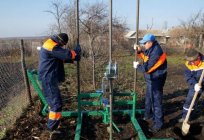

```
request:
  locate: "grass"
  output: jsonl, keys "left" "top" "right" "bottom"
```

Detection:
{"left": 0, "top": 90, "right": 29, "bottom": 139}
{"left": 0, "top": 128, "right": 6, "bottom": 139}
{"left": 167, "top": 55, "right": 185, "bottom": 65}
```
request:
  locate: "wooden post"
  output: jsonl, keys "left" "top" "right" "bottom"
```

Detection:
{"left": 20, "top": 39, "right": 33, "bottom": 105}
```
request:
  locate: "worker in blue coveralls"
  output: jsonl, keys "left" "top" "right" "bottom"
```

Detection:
{"left": 133, "top": 33, "right": 167, "bottom": 133}
{"left": 38, "top": 33, "right": 81, "bottom": 137}
{"left": 179, "top": 47, "right": 204, "bottom": 122}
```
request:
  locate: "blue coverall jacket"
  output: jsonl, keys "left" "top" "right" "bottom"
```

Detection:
{"left": 182, "top": 53, "right": 204, "bottom": 119}
{"left": 38, "top": 37, "right": 75, "bottom": 131}
{"left": 137, "top": 41, "right": 167, "bottom": 129}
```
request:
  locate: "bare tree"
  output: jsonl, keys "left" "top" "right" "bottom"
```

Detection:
{"left": 146, "top": 18, "right": 154, "bottom": 30}
{"left": 44, "top": 0, "right": 128, "bottom": 91}
{"left": 63, "top": 1, "right": 77, "bottom": 48}
{"left": 45, "top": 0, "right": 67, "bottom": 33}
{"left": 163, "top": 21, "right": 168, "bottom": 30}
{"left": 79, "top": 1, "right": 128, "bottom": 90}
{"left": 80, "top": 2, "right": 109, "bottom": 90}
{"left": 180, "top": 10, "right": 204, "bottom": 47}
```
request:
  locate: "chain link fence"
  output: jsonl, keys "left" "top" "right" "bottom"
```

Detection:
{"left": 0, "top": 39, "right": 40, "bottom": 138}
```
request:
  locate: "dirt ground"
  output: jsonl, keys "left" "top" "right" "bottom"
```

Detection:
{"left": 3, "top": 63, "right": 204, "bottom": 140}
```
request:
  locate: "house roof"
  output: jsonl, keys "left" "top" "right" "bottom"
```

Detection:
{"left": 124, "top": 31, "right": 137, "bottom": 39}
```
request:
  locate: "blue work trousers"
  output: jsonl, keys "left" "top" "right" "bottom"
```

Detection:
{"left": 144, "top": 73, "right": 166, "bottom": 129}
{"left": 41, "top": 78, "right": 62, "bottom": 131}
{"left": 182, "top": 86, "right": 202, "bottom": 119}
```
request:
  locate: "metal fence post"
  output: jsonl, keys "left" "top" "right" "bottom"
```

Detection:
{"left": 20, "top": 39, "right": 33, "bottom": 105}
{"left": 134, "top": 0, "right": 140, "bottom": 92}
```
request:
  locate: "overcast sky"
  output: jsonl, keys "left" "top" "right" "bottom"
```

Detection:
{"left": 0, "top": 0, "right": 204, "bottom": 38}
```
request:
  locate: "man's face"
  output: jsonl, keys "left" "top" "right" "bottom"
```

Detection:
{"left": 144, "top": 41, "right": 153, "bottom": 50}
{"left": 186, "top": 43, "right": 194, "bottom": 49}
{"left": 190, "top": 55, "right": 201, "bottom": 66}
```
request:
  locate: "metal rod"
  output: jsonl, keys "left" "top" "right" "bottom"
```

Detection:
{"left": 76, "top": 0, "right": 81, "bottom": 117}
{"left": 109, "top": 79, "right": 113, "bottom": 140}
{"left": 109, "top": 0, "right": 112, "bottom": 62}
{"left": 134, "top": 0, "right": 140, "bottom": 92}
{"left": 76, "top": 0, "right": 79, "bottom": 42}
{"left": 109, "top": 0, "right": 113, "bottom": 140}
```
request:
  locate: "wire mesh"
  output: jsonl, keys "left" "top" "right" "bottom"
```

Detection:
{"left": 0, "top": 39, "right": 40, "bottom": 138}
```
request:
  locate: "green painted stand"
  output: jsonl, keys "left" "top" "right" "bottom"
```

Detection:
{"left": 27, "top": 70, "right": 173, "bottom": 140}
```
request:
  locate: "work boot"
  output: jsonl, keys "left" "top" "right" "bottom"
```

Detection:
{"left": 142, "top": 117, "right": 153, "bottom": 124}
{"left": 143, "top": 114, "right": 153, "bottom": 121}
{"left": 142, "top": 117, "right": 152, "bottom": 121}
{"left": 148, "top": 126, "right": 161, "bottom": 133}
{"left": 178, "top": 118, "right": 184, "bottom": 123}
{"left": 49, "top": 130, "right": 65, "bottom": 140}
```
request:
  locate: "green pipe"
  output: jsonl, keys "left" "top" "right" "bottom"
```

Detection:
{"left": 43, "top": 108, "right": 144, "bottom": 117}
{"left": 80, "top": 101, "right": 101, "bottom": 106}
{"left": 61, "top": 111, "right": 78, "bottom": 117}
{"left": 131, "top": 117, "right": 147, "bottom": 140}
{"left": 114, "top": 100, "right": 134, "bottom": 105}
{"left": 74, "top": 113, "right": 83, "bottom": 140}
{"left": 132, "top": 93, "right": 136, "bottom": 118}
{"left": 114, "top": 92, "right": 135, "bottom": 96}
{"left": 149, "top": 138, "right": 174, "bottom": 140}
{"left": 27, "top": 70, "right": 48, "bottom": 106}
{"left": 80, "top": 93, "right": 102, "bottom": 98}
{"left": 42, "top": 105, "right": 48, "bottom": 116}
{"left": 112, "top": 121, "right": 120, "bottom": 133}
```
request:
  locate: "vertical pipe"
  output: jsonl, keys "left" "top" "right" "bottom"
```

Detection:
{"left": 134, "top": 0, "right": 140, "bottom": 92}
{"left": 109, "top": 0, "right": 113, "bottom": 140}
{"left": 109, "top": 0, "right": 112, "bottom": 62}
{"left": 76, "top": 0, "right": 81, "bottom": 117}
{"left": 20, "top": 39, "right": 33, "bottom": 105}
{"left": 76, "top": 0, "right": 79, "bottom": 42}
{"left": 109, "top": 79, "right": 113, "bottom": 140}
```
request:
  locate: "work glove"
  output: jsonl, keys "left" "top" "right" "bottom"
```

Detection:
{"left": 37, "top": 46, "right": 41, "bottom": 51}
{"left": 133, "top": 61, "right": 139, "bottom": 69}
{"left": 74, "top": 44, "right": 81, "bottom": 61}
{"left": 133, "top": 43, "right": 139, "bottom": 50}
{"left": 194, "top": 83, "right": 201, "bottom": 92}
{"left": 133, "top": 43, "right": 143, "bottom": 53}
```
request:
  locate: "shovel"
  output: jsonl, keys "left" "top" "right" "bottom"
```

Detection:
{"left": 182, "top": 68, "right": 204, "bottom": 135}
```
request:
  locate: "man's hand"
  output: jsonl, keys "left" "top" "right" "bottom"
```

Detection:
{"left": 194, "top": 83, "right": 201, "bottom": 92}
{"left": 133, "top": 61, "right": 139, "bottom": 69}
{"left": 74, "top": 44, "right": 81, "bottom": 61}
{"left": 133, "top": 43, "right": 143, "bottom": 52}
{"left": 74, "top": 44, "right": 81, "bottom": 54}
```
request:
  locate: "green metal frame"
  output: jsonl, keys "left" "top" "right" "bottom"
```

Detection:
{"left": 27, "top": 70, "right": 173, "bottom": 140}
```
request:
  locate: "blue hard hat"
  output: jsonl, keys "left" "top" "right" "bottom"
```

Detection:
{"left": 139, "top": 33, "right": 155, "bottom": 44}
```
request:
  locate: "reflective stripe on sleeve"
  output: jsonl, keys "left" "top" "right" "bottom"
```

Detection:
{"left": 49, "top": 111, "right": 62, "bottom": 120}
{"left": 139, "top": 53, "right": 149, "bottom": 62}
{"left": 147, "top": 53, "right": 166, "bottom": 74}
{"left": 71, "top": 50, "right": 77, "bottom": 59}
{"left": 183, "top": 107, "right": 194, "bottom": 111}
